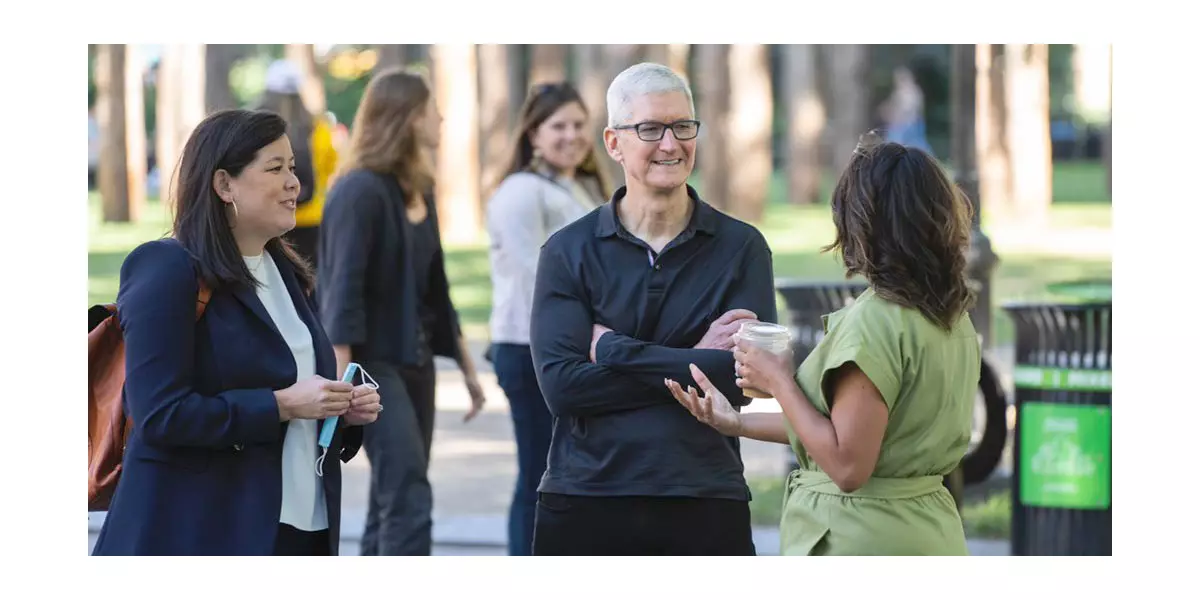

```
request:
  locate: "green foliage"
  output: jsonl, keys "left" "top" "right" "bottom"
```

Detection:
{"left": 747, "top": 476, "right": 786, "bottom": 526}
{"left": 1052, "top": 160, "right": 1111, "bottom": 203}
{"left": 229, "top": 54, "right": 270, "bottom": 108}
{"left": 962, "top": 492, "right": 1012, "bottom": 539}
{"left": 324, "top": 70, "right": 372, "bottom": 126}
{"left": 88, "top": 47, "right": 97, "bottom": 108}
{"left": 225, "top": 46, "right": 300, "bottom": 109}
{"left": 143, "top": 78, "right": 156, "bottom": 140}
{"left": 1049, "top": 44, "right": 1076, "bottom": 119}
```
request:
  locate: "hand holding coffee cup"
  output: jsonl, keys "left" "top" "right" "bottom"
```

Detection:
{"left": 733, "top": 322, "right": 794, "bottom": 399}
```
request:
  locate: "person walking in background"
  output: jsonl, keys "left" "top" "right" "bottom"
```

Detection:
{"left": 257, "top": 59, "right": 338, "bottom": 268}
{"left": 317, "top": 67, "right": 487, "bottom": 556}
{"left": 669, "top": 134, "right": 978, "bottom": 555}
{"left": 879, "top": 66, "right": 933, "bottom": 154}
{"left": 92, "top": 109, "right": 380, "bottom": 556}
{"left": 484, "top": 81, "right": 610, "bottom": 556}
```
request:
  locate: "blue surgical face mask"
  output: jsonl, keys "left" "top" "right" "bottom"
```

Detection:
{"left": 314, "top": 363, "right": 379, "bottom": 477}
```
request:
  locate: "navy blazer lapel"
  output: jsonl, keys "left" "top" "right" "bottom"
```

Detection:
{"left": 230, "top": 282, "right": 283, "bottom": 341}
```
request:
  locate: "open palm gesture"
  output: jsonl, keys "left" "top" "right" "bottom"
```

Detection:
{"left": 665, "top": 364, "right": 742, "bottom": 437}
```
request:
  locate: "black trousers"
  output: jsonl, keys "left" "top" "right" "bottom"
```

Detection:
{"left": 358, "top": 360, "right": 437, "bottom": 556}
{"left": 532, "top": 493, "right": 757, "bottom": 556}
{"left": 273, "top": 523, "right": 330, "bottom": 556}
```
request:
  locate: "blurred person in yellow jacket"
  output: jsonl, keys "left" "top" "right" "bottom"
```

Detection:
{"left": 258, "top": 59, "right": 339, "bottom": 269}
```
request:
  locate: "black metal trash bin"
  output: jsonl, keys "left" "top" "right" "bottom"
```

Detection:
{"left": 1002, "top": 299, "right": 1112, "bottom": 556}
{"left": 775, "top": 280, "right": 868, "bottom": 364}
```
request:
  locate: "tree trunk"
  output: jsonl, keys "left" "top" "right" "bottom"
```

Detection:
{"left": 637, "top": 44, "right": 690, "bottom": 77}
{"left": 667, "top": 44, "right": 690, "bottom": 79}
{"left": 431, "top": 44, "right": 482, "bottom": 245}
{"left": 374, "top": 45, "right": 410, "bottom": 74}
{"left": 641, "top": 44, "right": 669, "bottom": 66}
{"left": 204, "top": 44, "right": 239, "bottom": 112}
{"left": 575, "top": 44, "right": 642, "bottom": 189}
{"left": 529, "top": 45, "right": 568, "bottom": 85}
{"left": 823, "top": 44, "right": 870, "bottom": 173}
{"left": 643, "top": 43, "right": 691, "bottom": 81}
{"left": 781, "top": 44, "right": 823, "bottom": 205}
{"left": 575, "top": 44, "right": 608, "bottom": 129}
{"left": 124, "top": 45, "right": 147, "bottom": 220}
{"left": 157, "top": 45, "right": 207, "bottom": 206}
{"left": 725, "top": 44, "right": 773, "bottom": 222}
{"left": 478, "top": 44, "right": 514, "bottom": 200}
{"left": 507, "top": 45, "right": 528, "bottom": 123}
{"left": 976, "top": 44, "right": 1014, "bottom": 219}
{"left": 96, "top": 45, "right": 147, "bottom": 223}
{"left": 1072, "top": 44, "right": 1113, "bottom": 126}
{"left": 156, "top": 46, "right": 180, "bottom": 201}
{"left": 951, "top": 44, "right": 979, "bottom": 213}
{"left": 285, "top": 44, "right": 326, "bottom": 114}
{"left": 574, "top": 45, "right": 607, "bottom": 183}
{"left": 696, "top": 44, "right": 731, "bottom": 212}
{"left": 96, "top": 44, "right": 127, "bottom": 222}
{"left": 1005, "top": 44, "right": 1052, "bottom": 225}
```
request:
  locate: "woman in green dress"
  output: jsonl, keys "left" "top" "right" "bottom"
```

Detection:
{"left": 667, "top": 135, "right": 979, "bottom": 555}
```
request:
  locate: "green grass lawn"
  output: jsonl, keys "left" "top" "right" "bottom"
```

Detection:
{"left": 88, "top": 160, "right": 1111, "bottom": 348}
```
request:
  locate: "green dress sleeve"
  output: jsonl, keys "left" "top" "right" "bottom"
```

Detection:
{"left": 818, "top": 338, "right": 902, "bottom": 412}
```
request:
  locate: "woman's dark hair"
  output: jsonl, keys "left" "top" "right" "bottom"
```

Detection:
{"left": 498, "top": 81, "right": 612, "bottom": 200}
{"left": 824, "top": 132, "right": 974, "bottom": 331}
{"left": 172, "top": 108, "right": 314, "bottom": 293}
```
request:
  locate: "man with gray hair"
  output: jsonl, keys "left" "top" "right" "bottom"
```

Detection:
{"left": 528, "top": 62, "right": 779, "bottom": 555}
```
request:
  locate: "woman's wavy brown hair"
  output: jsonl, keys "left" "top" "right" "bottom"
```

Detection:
{"left": 337, "top": 67, "right": 433, "bottom": 204}
{"left": 824, "top": 132, "right": 975, "bottom": 331}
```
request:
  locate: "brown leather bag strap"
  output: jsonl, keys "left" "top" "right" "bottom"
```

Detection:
{"left": 195, "top": 280, "right": 212, "bottom": 321}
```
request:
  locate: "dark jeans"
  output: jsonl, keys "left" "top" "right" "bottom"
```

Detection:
{"left": 532, "top": 493, "right": 756, "bottom": 556}
{"left": 273, "top": 523, "right": 330, "bottom": 556}
{"left": 492, "top": 343, "right": 553, "bottom": 556}
{"left": 358, "top": 359, "right": 437, "bottom": 556}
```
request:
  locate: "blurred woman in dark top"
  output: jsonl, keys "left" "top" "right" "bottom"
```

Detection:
{"left": 317, "top": 67, "right": 487, "bottom": 556}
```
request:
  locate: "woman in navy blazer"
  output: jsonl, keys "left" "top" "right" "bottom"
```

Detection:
{"left": 92, "top": 109, "right": 381, "bottom": 556}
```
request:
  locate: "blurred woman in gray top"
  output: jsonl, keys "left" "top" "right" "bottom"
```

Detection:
{"left": 484, "top": 81, "right": 610, "bottom": 555}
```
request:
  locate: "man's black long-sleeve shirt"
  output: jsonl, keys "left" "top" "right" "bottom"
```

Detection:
{"left": 530, "top": 185, "right": 779, "bottom": 501}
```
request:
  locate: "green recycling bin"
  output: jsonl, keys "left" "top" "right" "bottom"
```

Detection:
{"left": 1002, "top": 291, "right": 1111, "bottom": 556}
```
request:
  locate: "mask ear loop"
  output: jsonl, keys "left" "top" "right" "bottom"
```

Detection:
{"left": 315, "top": 366, "right": 380, "bottom": 478}
{"left": 315, "top": 448, "right": 328, "bottom": 477}
{"left": 360, "top": 367, "right": 380, "bottom": 391}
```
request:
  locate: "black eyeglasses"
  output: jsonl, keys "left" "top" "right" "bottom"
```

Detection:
{"left": 612, "top": 120, "right": 701, "bottom": 142}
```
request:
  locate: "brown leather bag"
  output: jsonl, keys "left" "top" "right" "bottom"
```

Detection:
{"left": 88, "top": 283, "right": 211, "bottom": 511}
